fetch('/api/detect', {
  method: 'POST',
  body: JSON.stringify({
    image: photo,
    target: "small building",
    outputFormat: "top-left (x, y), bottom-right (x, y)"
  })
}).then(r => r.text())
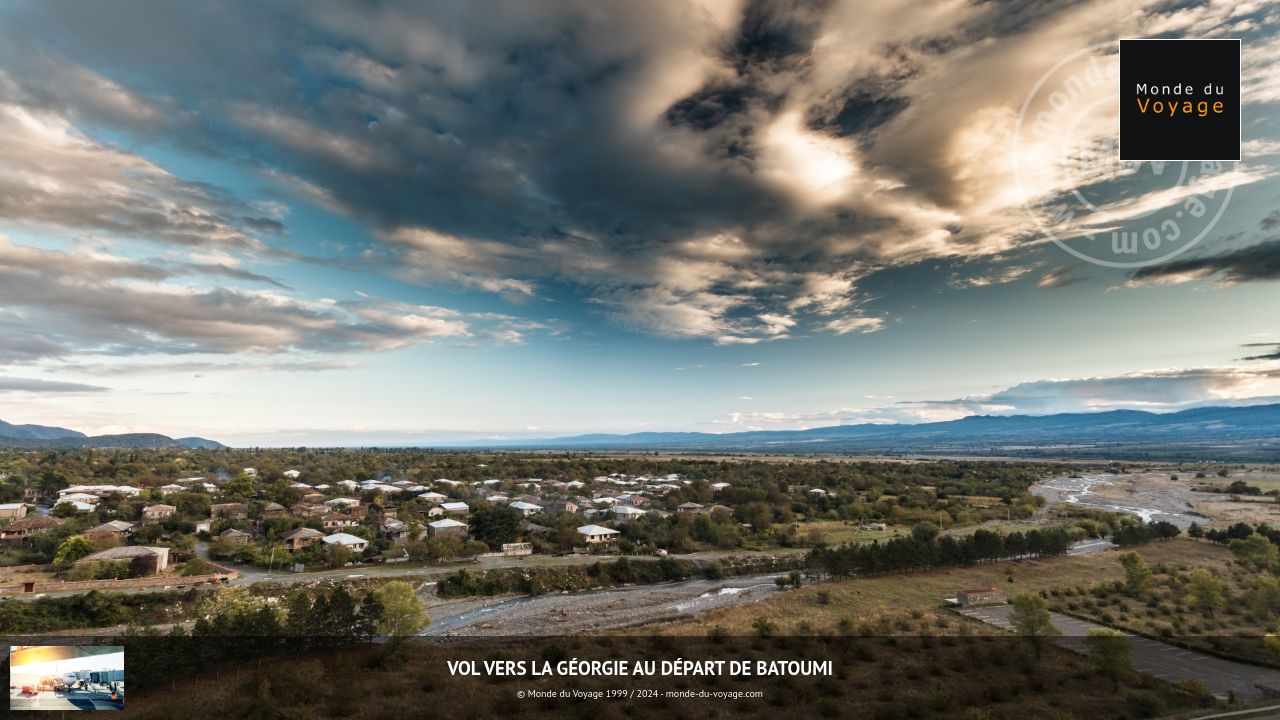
top-left (441, 501), bottom-right (469, 516)
top-left (0, 503), bottom-right (28, 520)
top-left (142, 504), bottom-right (177, 522)
top-left (210, 502), bottom-right (249, 519)
top-left (282, 527), bottom-right (324, 552)
top-left (261, 502), bottom-right (288, 519)
top-left (322, 513), bottom-right (357, 530)
top-left (159, 484), bottom-right (185, 496)
top-left (509, 501), bottom-right (543, 517)
top-left (0, 515), bottom-right (65, 543)
top-left (427, 518), bottom-right (468, 538)
top-left (677, 502), bottom-right (705, 514)
top-left (611, 505), bottom-right (647, 523)
top-left (78, 545), bottom-right (170, 575)
top-left (83, 520), bottom-right (134, 544)
top-left (542, 499), bottom-right (579, 515)
top-left (218, 528), bottom-right (251, 545)
top-left (577, 524), bottom-right (620, 544)
top-left (418, 491), bottom-right (448, 504)
top-left (957, 587), bottom-right (1006, 607)
top-left (322, 532), bottom-right (369, 553)
top-left (291, 503), bottom-right (328, 519)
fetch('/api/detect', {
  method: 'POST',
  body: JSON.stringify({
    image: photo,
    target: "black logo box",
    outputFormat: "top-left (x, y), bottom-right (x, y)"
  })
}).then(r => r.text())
top-left (1119, 38), bottom-right (1240, 161)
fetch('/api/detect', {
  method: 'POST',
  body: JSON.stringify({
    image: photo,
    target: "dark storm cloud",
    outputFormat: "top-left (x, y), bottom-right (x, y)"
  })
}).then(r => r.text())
top-left (1129, 239), bottom-right (1280, 284)
top-left (1, 0), bottom-right (1277, 349)
top-left (1242, 343), bottom-right (1280, 361)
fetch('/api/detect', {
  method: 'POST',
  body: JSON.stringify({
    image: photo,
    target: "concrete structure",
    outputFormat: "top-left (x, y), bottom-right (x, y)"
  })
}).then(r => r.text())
top-left (611, 505), bottom-right (647, 523)
top-left (322, 513), bottom-right (357, 529)
top-left (577, 524), bottom-right (620, 544)
top-left (79, 545), bottom-right (170, 575)
top-left (0, 502), bottom-right (28, 519)
top-left (142, 504), bottom-right (176, 522)
top-left (956, 587), bottom-right (1005, 607)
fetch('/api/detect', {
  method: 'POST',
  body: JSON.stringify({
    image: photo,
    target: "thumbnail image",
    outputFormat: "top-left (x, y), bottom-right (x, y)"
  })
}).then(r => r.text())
top-left (9, 646), bottom-right (124, 712)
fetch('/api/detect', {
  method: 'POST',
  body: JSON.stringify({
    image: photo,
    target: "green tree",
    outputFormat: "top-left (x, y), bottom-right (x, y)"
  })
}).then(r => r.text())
top-left (1230, 534), bottom-right (1279, 571)
top-left (1119, 552), bottom-right (1153, 594)
top-left (1188, 569), bottom-right (1225, 615)
top-left (53, 535), bottom-right (95, 568)
top-left (1084, 628), bottom-right (1131, 692)
top-left (372, 580), bottom-right (431, 636)
top-left (1010, 592), bottom-right (1061, 660)
top-left (1251, 576), bottom-right (1280, 618)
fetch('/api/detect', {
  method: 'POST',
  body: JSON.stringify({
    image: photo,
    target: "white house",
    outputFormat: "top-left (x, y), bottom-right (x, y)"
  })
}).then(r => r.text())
top-left (324, 497), bottom-right (361, 509)
top-left (577, 524), bottom-right (620, 544)
top-left (509, 501), bottom-right (543, 517)
top-left (283, 470), bottom-right (302, 479)
top-left (441, 501), bottom-right (469, 515)
top-left (160, 483), bottom-right (185, 495)
top-left (321, 533), bottom-right (369, 553)
top-left (612, 505), bottom-right (647, 522)
top-left (419, 492), bottom-right (447, 504)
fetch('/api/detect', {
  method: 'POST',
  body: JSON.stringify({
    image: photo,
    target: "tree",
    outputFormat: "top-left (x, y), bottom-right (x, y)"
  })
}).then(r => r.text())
top-left (53, 535), bottom-right (95, 568)
top-left (372, 580), bottom-right (431, 637)
top-left (1188, 523), bottom-right (1204, 540)
top-left (1084, 628), bottom-right (1131, 692)
top-left (910, 521), bottom-right (939, 544)
top-left (468, 506), bottom-right (523, 550)
top-left (1010, 592), bottom-right (1060, 660)
top-left (1119, 552), bottom-right (1153, 595)
top-left (1188, 569), bottom-right (1225, 615)
top-left (1230, 534), bottom-right (1278, 571)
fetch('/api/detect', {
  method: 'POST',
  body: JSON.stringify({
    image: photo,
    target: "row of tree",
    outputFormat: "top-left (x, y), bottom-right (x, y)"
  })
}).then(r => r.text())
top-left (806, 526), bottom-right (1077, 578)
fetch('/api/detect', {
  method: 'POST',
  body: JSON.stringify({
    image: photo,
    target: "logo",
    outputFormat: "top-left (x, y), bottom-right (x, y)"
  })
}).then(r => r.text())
top-left (1013, 43), bottom-right (1237, 268)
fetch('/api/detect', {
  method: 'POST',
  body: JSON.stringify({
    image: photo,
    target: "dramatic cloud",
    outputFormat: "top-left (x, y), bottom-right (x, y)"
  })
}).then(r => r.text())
top-left (2, 0), bottom-right (1272, 347)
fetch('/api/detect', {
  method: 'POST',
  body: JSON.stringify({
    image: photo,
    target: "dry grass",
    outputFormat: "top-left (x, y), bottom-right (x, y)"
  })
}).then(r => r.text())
top-left (648, 539), bottom-right (1228, 637)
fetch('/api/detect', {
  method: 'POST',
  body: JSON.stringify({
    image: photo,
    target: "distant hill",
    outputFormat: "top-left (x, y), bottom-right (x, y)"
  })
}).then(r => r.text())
top-left (0, 419), bottom-right (84, 441)
top-left (454, 403), bottom-right (1280, 461)
top-left (0, 420), bottom-right (226, 450)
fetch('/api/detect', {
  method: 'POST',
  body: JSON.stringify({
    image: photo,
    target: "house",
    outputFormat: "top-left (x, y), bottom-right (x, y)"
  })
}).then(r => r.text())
top-left (59, 485), bottom-right (141, 498)
top-left (441, 501), bottom-right (469, 516)
top-left (324, 497), bottom-right (360, 510)
top-left (808, 488), bottom-right (829, 497)
top-left (218, 528), bottom-right (251, 545)
top-left (160, 484), bottom-right (185, 496)
top-left (142, 504), bottom-right (177, 522)
top-left (0, 515), bottom-right (65, 543)
top-left (78, 545), bottom-right (170, 575)
top-left (577, 524), bottom-right (620, 544)
top-left (83, 520), bottom-right (134, 544)
top-left (611, 506), bottom-right (647, 523)
top-left (322, 513), bottom-right (357, 530)
top-left (282, 527), bottom-right (324, 552)
top-left (290, 503), bottom-right (327, 519)
top-left (282, 470), bottom-right (302, 479)
top-left (542, 499), bottom-right (579, 515)
top-left (379, 518), bottom-right (411, 543)
top-left (956, 587), bottom-right (1006, 607)
top-left (677, 502), bottom-right (705, 514)
top-left (418, 492), bottom-right (448, 504)
top-left (710, 482), bottom-right (731, 492)
top-left (428, 518), bottom-right (468, 538)
top-left (56, 492), bottom-right (101, 507)
top-left (0, 503), bottom-right (27, 520)
top-left (210, 502), bottom-right (249, 519)
top-left (321, 532), bottom-right (369, 553)
top-left (261, 502), bottom-right (287, 519)
top-left (509, 501), bottom-right (543, 517)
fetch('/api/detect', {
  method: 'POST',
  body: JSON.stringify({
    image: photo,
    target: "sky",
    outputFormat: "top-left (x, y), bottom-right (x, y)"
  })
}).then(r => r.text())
top-left (1, 0), bottom-right (1280, 446)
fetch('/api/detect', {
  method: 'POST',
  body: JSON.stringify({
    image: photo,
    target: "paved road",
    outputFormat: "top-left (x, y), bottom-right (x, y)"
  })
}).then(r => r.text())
top-left (960, 605), bottom-right (1280, 700)
top-left (9, 689), bottom-right (124, 711)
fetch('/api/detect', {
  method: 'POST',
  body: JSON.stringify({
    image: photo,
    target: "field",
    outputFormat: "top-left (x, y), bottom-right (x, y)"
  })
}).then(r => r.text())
top-left (646, 539), bottom-right (1228, 637)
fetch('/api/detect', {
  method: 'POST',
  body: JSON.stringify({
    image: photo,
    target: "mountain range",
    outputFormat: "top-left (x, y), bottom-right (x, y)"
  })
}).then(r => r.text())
top-left (454, 403), bottom-right (1280, 461)
top-left (0, 419), bottom-right (224, 450)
